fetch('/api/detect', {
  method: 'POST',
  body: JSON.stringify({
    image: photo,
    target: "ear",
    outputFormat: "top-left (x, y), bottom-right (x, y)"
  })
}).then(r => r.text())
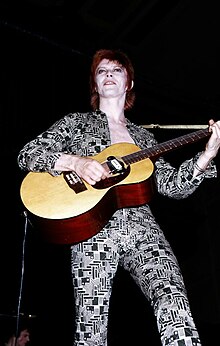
top-left (126, 80), bottom-right (134, 91)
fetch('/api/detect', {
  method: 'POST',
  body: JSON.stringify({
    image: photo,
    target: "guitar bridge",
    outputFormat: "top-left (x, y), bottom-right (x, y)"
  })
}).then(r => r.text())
top-left (63, 171), bottom-right (87, 193)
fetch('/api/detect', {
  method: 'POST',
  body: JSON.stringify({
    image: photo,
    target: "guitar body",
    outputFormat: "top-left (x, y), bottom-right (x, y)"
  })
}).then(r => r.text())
top-left (20, 127), bottom-right (210, 245)
top-left (20, 142), bottom-right (155, 245)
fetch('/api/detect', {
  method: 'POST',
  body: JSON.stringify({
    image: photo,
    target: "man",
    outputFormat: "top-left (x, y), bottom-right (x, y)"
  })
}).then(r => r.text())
top-left (17, 48), bottom-right (220, 345)
top-left (4, 327), bottom-right (30, 346)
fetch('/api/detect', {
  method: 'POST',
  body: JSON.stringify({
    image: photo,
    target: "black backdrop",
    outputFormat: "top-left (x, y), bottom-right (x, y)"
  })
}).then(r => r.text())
top-left (1, 18), bottom-right (220, 346)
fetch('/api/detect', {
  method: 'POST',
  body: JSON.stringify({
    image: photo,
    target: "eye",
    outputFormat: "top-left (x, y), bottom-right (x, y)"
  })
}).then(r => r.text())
top-left (113, 67), bottom-right (123, 73)
top-left (97, 68), bottom-right (106, 74)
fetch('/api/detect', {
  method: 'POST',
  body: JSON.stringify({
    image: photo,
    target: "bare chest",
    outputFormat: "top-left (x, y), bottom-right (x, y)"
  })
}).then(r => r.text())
top-left (109, 123), bottom-right (135, 144)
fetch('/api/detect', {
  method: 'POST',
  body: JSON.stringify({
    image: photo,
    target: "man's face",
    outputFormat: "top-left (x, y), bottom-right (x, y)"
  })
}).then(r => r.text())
top-left (95, 59), bottom-right (128, 99)
top-left (17, 329), bottom-right (30, 346)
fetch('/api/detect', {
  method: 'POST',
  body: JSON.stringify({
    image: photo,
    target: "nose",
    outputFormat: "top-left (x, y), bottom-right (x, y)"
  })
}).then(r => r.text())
top-left (106, 70), bottom-right (113, 77)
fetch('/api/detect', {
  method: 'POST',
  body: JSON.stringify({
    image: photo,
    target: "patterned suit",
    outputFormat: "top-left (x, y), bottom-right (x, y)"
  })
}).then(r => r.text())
top-left (18, 110), bottom-right (217, 345)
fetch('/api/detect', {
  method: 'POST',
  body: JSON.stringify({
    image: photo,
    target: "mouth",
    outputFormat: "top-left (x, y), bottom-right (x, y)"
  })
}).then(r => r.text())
top-left (104, 81), bottom-right (115, 85)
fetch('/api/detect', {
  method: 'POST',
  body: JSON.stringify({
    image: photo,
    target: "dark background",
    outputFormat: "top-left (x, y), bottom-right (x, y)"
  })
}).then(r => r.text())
top-left (0, 1), bottom-right (220, 345)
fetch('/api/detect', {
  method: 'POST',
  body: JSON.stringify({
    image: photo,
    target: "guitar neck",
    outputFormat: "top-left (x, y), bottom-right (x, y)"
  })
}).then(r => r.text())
top-left (123, 127), bottom-right (210, 164)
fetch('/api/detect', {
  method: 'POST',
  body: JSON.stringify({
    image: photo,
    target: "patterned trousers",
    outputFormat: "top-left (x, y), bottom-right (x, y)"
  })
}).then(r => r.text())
top-left (71, 207), bottom-right (201, 346)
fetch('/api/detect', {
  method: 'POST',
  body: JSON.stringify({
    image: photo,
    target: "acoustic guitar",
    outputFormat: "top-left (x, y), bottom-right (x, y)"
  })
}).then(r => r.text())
top-left (20, 127), bottom-right (210, 245)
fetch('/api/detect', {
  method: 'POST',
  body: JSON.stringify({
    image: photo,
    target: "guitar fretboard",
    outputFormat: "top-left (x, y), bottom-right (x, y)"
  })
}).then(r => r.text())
top-left (123, 127), bottom-right (210, 165)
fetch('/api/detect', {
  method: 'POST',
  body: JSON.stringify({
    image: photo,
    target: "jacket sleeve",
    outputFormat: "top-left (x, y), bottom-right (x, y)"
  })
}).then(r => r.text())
top-left (154, 153), bottom-right (217, 199)
top-left (17, 113), bottom-right (81, 175)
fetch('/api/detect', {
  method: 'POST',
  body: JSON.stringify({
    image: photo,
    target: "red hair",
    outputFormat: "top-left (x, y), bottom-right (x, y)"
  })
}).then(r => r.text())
top-left (90, 49), bottom-right (135, 111)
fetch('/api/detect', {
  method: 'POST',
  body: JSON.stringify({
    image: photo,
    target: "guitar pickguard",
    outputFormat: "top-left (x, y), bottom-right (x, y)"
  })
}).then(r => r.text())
top-left (106, 155), bottom-right (126, 174)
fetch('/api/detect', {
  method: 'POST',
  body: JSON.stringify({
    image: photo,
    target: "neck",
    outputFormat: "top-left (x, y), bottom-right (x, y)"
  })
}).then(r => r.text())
top-left (99, 97), bottom-right (126, 124)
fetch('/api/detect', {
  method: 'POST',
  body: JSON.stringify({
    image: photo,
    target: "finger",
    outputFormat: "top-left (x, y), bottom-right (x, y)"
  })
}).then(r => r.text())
top-left (90, 161), bottom-right (110, 178)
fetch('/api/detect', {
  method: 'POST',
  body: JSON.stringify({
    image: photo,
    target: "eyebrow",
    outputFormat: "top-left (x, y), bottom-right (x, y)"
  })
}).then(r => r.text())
top-left (96, 64), bottom-right (124, 71)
